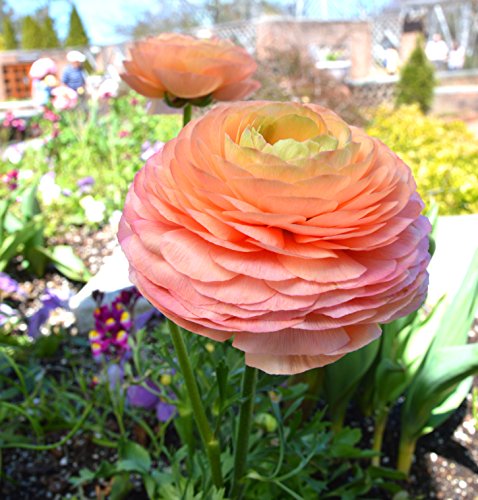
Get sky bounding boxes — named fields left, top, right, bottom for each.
left=6, top=0, right=391, bottom=46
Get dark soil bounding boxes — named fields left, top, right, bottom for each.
left=1, top=226, right=477, bottom=499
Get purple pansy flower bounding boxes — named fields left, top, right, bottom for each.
left=156, top=401, right=176, bottom=422
left=127, top=379, right=176, bottom=422
left=127, top=380, right=160, bottom=409
left=28, top=289, right=69, bottom=338
left=0, top=272, right=21, bottom=294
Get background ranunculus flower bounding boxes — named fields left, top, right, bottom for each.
left=121, top=33, right=260, bottom=102
left=119, top=102, right=431, bottom=375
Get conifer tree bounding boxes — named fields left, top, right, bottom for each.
left=65, top=5, right=89, bottom=47
left=395, top=37, right=436, bottom=114
left=21, top=15, right=43, bottom=50
left=42, top=12, right=60, bottom=48
left=2, top=15, right=18, bottom=50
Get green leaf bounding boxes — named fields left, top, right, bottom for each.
left=323, top=338, right=380, bottom=420
left=401, top=344, right=478, bottom=440
left=109, top=473, right=133, bottom=500
left=118, top=440, right=151, bottom=473
left=22, top=222, right=47, bottom=276
left=21, top=184, right=41, bottom=220
left=0, top=219, right=40, bottom=271
left=373, top=358, right=408, bottom=409
left=3, top=212, right=23, bottom=233
left=38, top=245, right=90, bottom=282
left=424, top=376, right=473, bottom=434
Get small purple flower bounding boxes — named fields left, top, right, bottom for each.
left=156, top=401, right=176, bottom=422
left=127, top=381, right=159, bottom=409
left=28, top=289, right=69, bottom=338
left=0, top=272, right=20, bottom=294
left=127, top=378, right=177, bottom=422
left=77, top=176, right=95, bottom=193
left=107, top=363, right=124, bottom=390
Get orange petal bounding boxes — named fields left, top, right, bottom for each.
left=120, top=73, right=164, bottom=98
left=213, top=79, right=261, bottom=101
left=233, top=328, right=350, bottom=355
left=154, top=68, right=221, bottom=98
left=245, top=352, right=344, bottom=375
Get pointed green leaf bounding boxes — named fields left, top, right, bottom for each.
left=401, top=344, right=478, bottom=440
left=424, top=376, right=473, bottom=434
left=37, top=245, right=90, bottom=282
left=21, top=184, right=41, bottom=220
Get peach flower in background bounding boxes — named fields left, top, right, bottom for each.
left=51, top=85, right=78, bottom=111
left=119, top=102, right=431, bottom=375
left=121, top=33, right=260, bottom=102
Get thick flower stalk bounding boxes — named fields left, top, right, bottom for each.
left=121, top=33, right=260, bottom=105
left=119, top=102, right=431, bottom=375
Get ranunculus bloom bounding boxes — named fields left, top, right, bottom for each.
left=119, top=102, right=431, bottom=375
left=121, top=33, right=260, bottom=102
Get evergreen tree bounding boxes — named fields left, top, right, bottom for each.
left=65, top=5, right=89, bottom=47
left=21, top=15, right=43, bottom=50
left=2, top=15, right=18, bottom=50
left=395, top=37, right=436, bottom=114
left=42, top=12, right=60, bottom=48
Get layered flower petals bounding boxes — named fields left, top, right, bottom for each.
left=121, top=33, right=260, bottom=101
left=119, top=101, right=431, bottom=375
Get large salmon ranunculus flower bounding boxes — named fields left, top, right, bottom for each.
left=121, top=33, right=260, bottom=102
left=119, top=102, right=431, bottom=375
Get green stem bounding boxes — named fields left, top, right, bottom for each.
left=230, top=365, right=258, bottom=499
left=168, top=320, right=223, bottom=489
left=371, top=408, right=388, bottom=466
left=330, top=405, right=346, bottom=434
left=183, top=103, right=192, bottom=126
left=397, top=436, right=417, bottom=476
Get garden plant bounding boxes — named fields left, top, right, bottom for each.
left=0, top=31, right=477, bottom=500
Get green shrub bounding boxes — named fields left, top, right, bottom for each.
left=367, top=105, right=478, bottom=214
left=395, top=37, right=435, bottom=113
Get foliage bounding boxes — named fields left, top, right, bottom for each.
left=395, top=37, right=436, bottom=113
left=65, top=5, right=89, bottom=47
left=320, top=244, right=478, bottom=476
left=21, top=15, right=43, bottom=50
left=367, top=105, right=478, bottom=214
left=1, top=95, right=182, bottom=234
left=41, top=12, right=60, bottom=49
left=0, top=177, right=89, bottom=281
left=0, top=308, right=403, bottom=499
left=2, top=15, right=18, bottom=50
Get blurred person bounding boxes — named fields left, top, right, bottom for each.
left=425, top=33, right=448, bottom=70
left=62, top=51, right=87, bottom=93
left=448, top=41, right=465, bottom=71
